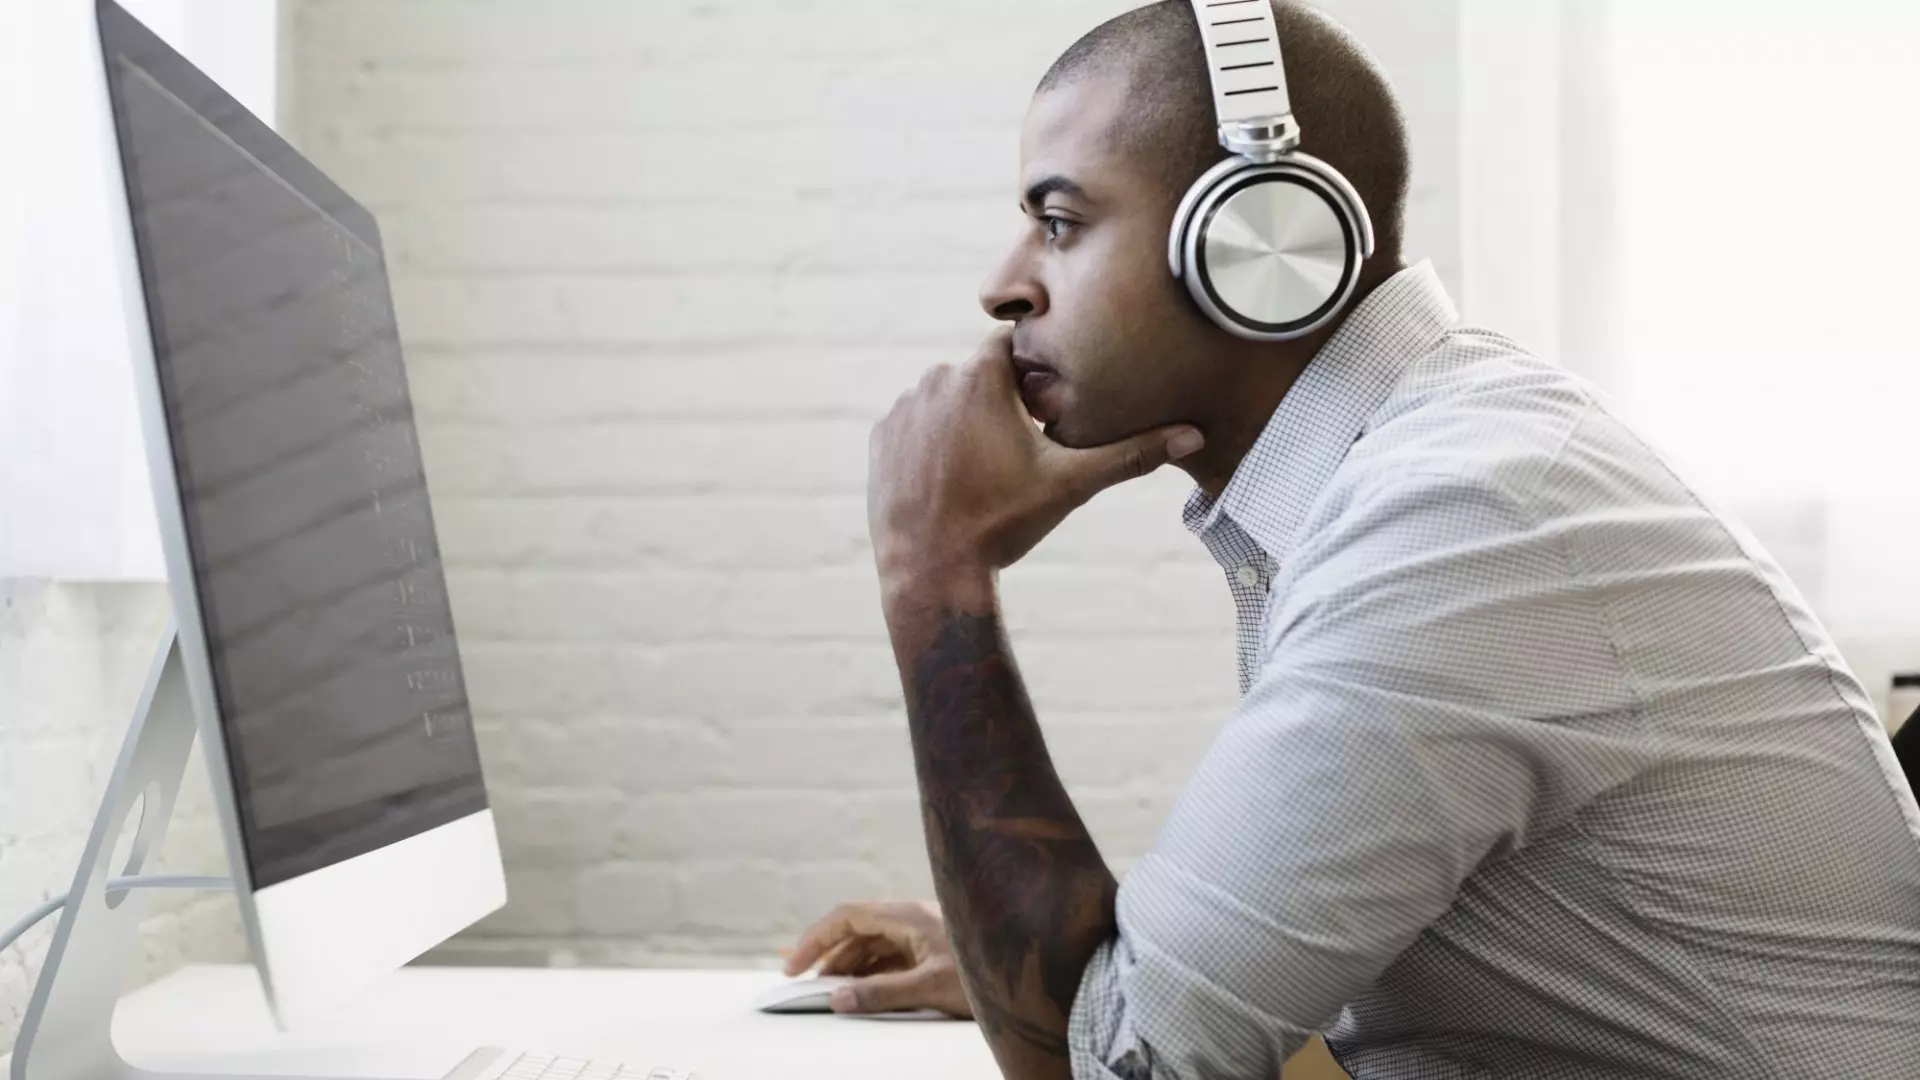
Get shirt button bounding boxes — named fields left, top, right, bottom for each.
left=1235, top=565, right=1262, bottom=588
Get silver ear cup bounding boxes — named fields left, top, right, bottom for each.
left=1170, top=153, right=1372, bottom=342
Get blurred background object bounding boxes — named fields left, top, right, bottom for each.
left=0, top=0, right=277, bottom=1051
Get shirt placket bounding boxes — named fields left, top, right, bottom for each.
left=1201, top=515, right=1275, bottom=695
left=1227, top=553, right=1274, bottom=694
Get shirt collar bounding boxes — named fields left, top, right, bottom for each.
left=1183, top=260, right=1460, bottom=565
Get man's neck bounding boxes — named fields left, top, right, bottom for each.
left=1179, top=260, right=1404, bottom=498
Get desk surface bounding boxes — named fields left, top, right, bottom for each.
left=111, top=965, right=994, bottom=1080
left=107, top=964, right=1351, bottom=1080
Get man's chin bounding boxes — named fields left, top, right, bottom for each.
left=1029, top=399, right=1138, bottom=450
left=1043, top=414, right=1127, bottom=451
left=1037, top=418, right=1080, bottom=448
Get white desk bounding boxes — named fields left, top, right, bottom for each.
left=106, top=965, right=997, bottom=1080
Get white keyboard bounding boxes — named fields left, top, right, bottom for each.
left=448, top=1046, right=692, bottom=1080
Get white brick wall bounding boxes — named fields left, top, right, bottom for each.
left=0, top=581, right=246, bottom=1055
left=280, top=0, right=1466, bottom=968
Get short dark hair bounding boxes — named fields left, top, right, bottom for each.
left=1038, top=0, right=1409, bottom=261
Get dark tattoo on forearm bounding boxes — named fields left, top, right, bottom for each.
left=904, top=610, right=1118, bottom=1073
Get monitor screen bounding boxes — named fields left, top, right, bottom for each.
left=99, top=1, right=489, bottom=890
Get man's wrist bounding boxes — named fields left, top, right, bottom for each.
left=878, top=554, right=998, bottom=619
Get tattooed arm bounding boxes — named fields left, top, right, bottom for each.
left=883, top=571, right=1116, bottom=1078
left=864, top=332, right=1204, bottom=1079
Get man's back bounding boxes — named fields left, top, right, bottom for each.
left=1073, top=264, right=1920, bottom=1079
left=1313, top=321, right=1920, bottom=1076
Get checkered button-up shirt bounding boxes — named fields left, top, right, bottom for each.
left=1068, top=262, right=1920, bottom=1079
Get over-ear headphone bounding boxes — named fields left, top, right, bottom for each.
left=1169, top=0, right=1375, bottom=341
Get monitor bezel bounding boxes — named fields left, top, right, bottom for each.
left=91, top=0, right=506, bottom=1027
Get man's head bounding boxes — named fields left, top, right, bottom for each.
left=979, top=0, right=1410, bottom=481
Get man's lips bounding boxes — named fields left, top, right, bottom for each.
left=1012, top=356, right=1061, bottom=425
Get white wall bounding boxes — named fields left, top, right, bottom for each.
left=284, top=0, right=1467, bottom=966
left=0, top=0, right=278, bottom=581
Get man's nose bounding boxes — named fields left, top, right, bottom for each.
left=979, top=251, right=1046, bottom=322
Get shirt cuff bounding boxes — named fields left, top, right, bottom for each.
left=1068, top=937, right=1159, bottom=1080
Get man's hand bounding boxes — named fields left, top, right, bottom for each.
left=783, top=901, right=973, bottom=1018
left=867, top=327, right=1203, bottom=585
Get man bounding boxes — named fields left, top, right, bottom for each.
left=786, top=3, right=1920, bottom=1078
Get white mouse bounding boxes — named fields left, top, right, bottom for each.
left=752, top=974, right=851, bottom=1014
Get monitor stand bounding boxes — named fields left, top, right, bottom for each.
left=9, top=620, right=421, bottom=1080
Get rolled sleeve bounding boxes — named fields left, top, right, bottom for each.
left=1071, top=914, right=1316, bottom=1080
left=1069, top=938, right=1151, bottom=1080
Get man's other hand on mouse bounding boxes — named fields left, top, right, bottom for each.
left=782, top=901, right=970, bottom=1018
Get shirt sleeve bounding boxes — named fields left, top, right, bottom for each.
left=1068, top=473, right=1648, bottom=1079
left=1069, top=939, right=1150, bottom=1080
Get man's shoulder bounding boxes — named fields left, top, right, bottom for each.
left=1336, top=326, right=1619, bottom=510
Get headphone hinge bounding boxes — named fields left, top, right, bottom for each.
left=1219, top=116, right=1301, bottom=163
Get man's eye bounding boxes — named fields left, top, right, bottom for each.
left=1041, top=215, right=1076, bottom=242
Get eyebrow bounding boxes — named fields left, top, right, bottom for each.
left=1022, top=175, right=1090, bottom=211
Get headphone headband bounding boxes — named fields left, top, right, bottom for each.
left=1188, top=0, right=1298, bottom=162
left=1172, top=0, right=1372, bottom=342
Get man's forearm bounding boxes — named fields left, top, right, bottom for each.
left=884, top=567, right=1118, bottom=1080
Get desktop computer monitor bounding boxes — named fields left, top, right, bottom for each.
left=92, top=0, right=506, bottom=1025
